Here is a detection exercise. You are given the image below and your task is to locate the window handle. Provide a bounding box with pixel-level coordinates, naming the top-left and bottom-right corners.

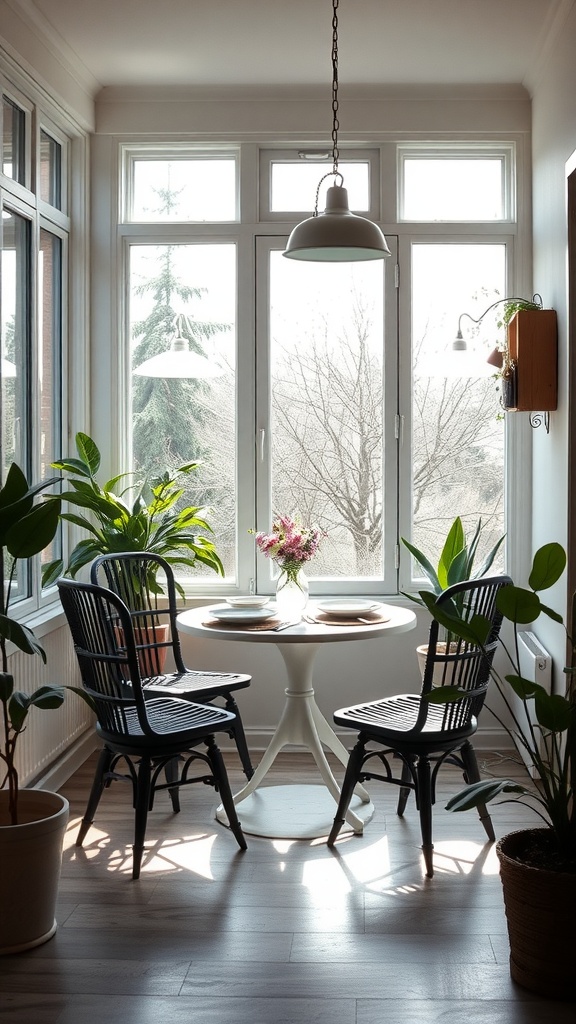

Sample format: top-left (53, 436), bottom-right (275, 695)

top-left (259, 428), bottom-right (266, 461)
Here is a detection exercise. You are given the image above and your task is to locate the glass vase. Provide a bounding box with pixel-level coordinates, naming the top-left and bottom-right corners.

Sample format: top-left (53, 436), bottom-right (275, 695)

top-left (275, 565), bottom-right (309, 621)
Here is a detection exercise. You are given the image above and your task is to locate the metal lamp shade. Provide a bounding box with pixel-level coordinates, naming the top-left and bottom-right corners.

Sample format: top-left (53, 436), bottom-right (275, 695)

top-left (283, 185), bottom-right (391, 263)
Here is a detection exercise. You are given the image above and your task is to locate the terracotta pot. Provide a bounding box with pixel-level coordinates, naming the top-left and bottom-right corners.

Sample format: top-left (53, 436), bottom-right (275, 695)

top-left (496, 828), bottom-right (576, 1000)
top-left (416, 641), bottom-right (459, 684)
top-left (0, 789), bottom-right (69, 954)
top-left (115, 622), bottom-right (170, 676)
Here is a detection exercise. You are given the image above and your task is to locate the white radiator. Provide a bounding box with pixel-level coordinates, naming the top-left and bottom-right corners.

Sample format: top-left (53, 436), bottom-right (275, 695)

top-left (7, 623), bottom-right (94, 787)
top-left (514, 630), bottom-right (552, 775)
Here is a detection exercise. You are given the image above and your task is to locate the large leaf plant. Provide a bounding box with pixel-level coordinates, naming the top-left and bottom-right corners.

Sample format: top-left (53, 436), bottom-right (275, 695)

top-left (421, 542), bottom-right (575, 868)
top-left (0, 464), bottom-right (89, 825)
top-left (42, 432), bottom-right (224, 600)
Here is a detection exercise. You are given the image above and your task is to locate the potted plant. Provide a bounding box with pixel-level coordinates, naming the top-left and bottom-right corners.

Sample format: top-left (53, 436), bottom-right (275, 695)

top-left (42, 432), bottom-right (224, 592)
top-left (401, 516), bottom-right (505, 677)
top-left (41, 433), bottom-right (224, 670)
top-left (0, 463), bottom-right (90, 954)
top-left (420, 542), bottom-right (575, 999)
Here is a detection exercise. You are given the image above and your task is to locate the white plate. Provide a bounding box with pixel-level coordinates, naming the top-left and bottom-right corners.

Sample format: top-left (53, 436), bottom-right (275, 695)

top-left (315, 599), bottom-right (380, 618)
top-left (225, 595), bottom-right (271, 609)
top-left (209, 605), bottom-right (277, 624)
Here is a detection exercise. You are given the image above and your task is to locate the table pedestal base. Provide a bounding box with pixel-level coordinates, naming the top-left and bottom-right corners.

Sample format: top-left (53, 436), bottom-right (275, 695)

top-left (216, 784), bottom-right (374, 840)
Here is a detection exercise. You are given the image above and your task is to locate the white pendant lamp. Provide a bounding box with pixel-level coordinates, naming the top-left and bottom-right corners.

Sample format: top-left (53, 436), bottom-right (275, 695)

top-left (133, 315), bottom-right (223, 379)
top-left (283, 0), bottom-right (390, 263)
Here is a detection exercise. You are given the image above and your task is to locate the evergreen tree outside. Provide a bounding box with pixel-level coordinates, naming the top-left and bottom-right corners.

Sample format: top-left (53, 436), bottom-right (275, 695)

top-left (130, 185), bottom-right (231, 480)
top-left (131, 243), bottom-right (231, 478)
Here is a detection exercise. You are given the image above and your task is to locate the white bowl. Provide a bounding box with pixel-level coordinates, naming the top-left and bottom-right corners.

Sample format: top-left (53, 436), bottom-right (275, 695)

top-left (315, 599), bottom-right (380, 618)
top-left (225, 595), bottom-right (271, 609)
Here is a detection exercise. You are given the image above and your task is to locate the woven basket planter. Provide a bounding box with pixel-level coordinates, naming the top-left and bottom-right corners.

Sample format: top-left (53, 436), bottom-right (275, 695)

top-left (496, 828), bottom-right (576, 1000)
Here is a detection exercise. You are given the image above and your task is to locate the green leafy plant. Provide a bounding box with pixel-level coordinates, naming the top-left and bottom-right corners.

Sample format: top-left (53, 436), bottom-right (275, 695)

top-left (42, 432), bottom-right (224, 600)
top-left (401, 516), bottom-right (505, 605)
top-left (0, 463), bottom-right (89, 825)
top-left (421, 542), bottom-right (575, 868)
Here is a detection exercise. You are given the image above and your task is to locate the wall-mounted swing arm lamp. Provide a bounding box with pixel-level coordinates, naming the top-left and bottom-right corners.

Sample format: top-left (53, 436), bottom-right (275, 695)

top-left (453, 293), bottom-right (543, 355)
top-left (283, 0), bottom-right (390, 263)
top-left (133, 314), bottom-right (224, 379)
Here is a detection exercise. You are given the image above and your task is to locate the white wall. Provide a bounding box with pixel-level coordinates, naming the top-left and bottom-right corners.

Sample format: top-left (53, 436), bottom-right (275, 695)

top-left (526, 2), bottom-right (576, 677)
top-left (0, 0), bottom-right (96, 131)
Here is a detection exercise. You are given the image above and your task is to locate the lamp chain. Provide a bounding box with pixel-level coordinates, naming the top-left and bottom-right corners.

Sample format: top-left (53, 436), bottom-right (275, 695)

top-left (331, 0), bottom-right (340, 177)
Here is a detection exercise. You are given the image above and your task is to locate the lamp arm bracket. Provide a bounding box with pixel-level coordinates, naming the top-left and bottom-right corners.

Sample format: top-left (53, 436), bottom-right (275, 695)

top-left (456, 293), bottom-right (543, 335)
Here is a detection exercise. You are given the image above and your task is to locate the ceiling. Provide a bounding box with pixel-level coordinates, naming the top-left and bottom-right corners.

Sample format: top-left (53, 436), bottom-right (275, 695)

top-left (19, 0), bottom-right (565, 93)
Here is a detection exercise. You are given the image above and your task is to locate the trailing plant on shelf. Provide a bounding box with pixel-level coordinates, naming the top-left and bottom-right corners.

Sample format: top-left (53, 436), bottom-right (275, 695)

top-left (42, 432), bottom-right (224, 601)
top-left (493, 296), bottom-right (542, 392)
top-left (0, 463), bottom-right (90, 825)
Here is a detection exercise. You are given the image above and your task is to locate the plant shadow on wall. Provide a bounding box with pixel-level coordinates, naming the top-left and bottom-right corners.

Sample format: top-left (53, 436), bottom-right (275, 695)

top-left (421, 542), bottom-right (575, 999)
top-left (42, 432), bottom-right (224, 597)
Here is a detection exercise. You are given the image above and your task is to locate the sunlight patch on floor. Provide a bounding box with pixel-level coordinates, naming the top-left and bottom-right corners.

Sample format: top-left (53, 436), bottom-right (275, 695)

top-left (139, 833), bottom-right (218, 877)
top-left (424, 839), bottom-right (499, 875)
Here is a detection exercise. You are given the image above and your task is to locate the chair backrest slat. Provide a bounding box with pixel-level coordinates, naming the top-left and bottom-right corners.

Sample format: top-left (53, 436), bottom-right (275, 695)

top-left (90, 553), bottom-right (187, 674)
top-left (58, 578), bottom-right (154, 737)
top-left (421, 574), bottom-right (512, 732)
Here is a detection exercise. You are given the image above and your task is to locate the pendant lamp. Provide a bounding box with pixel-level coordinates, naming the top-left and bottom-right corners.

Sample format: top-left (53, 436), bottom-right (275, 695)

top-left (133, 314), bottom-right (223, 379)
top-left (283, 0), bottom-right (390, 263)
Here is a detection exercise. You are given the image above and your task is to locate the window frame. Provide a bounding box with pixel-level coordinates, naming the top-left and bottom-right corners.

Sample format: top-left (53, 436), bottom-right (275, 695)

top-left (111, 138), bottom-right (528, 598)
top-left (254, 233), bottom-right (399, 597)
top-left (0, 68), bottom-right (72, 621)
top-left (121, 143), bottom-right (241, 224)
top-left (397, 142), bottom-right (516, 223)
top-left (259, 148), bottom-right (382, 221)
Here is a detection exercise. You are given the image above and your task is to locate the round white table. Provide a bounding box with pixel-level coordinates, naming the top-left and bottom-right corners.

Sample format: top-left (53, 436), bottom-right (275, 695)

top-left (176, 604), bottom-right (417, 840)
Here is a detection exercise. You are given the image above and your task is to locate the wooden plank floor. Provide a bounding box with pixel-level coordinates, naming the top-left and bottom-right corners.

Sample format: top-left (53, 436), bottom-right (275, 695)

top-left (1, 748), bottom-right (574, 1023)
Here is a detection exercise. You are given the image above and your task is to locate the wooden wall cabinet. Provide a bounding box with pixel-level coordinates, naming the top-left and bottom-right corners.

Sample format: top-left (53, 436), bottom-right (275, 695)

top-left (503, 309), bottom-right (558, 412)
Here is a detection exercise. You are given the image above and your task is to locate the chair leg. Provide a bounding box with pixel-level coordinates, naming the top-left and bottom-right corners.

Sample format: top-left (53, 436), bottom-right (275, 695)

top-left (327, 735), bottom-right (367, 846)
top-left (460, 740), bottom-right (495, 842)
top-left (416, 754), bottom-right (434, 878)
top-left (76, 745), bottom-right (115, 847)
top-left (165, 756), bottom-right (181, 813)
top-left (396, 757), bottom-right (414, 817)
top-left (224, 695), bottom-right (254, 780)
top-left (205, 735), bottom-right (247, 851)
top-left (133, 756), bottom-right (153, 880)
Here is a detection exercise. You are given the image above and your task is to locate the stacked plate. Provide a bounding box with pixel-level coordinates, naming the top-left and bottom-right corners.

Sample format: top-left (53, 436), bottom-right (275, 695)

top-left (210, 605), bottom-right (276, 625)
top-left (315, 599), bottom-right (381, 619)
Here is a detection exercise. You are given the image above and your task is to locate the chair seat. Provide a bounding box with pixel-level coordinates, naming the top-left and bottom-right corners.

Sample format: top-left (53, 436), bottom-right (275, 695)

top-left (334, 694), bottom-right (478, 748)
top-left (142, 669), bottom-right (251, 699)
top-left (97, 696), bottom-right (236, 748)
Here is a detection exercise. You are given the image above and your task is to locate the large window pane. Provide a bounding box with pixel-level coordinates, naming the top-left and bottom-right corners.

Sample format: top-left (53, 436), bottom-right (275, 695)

top-left (2, 96), bottom-right (25, 184)
top-left (268, 253), bottom-right (385, 580)
top-left (130, 158), bottom-right (237, 221)
top-left (411, 243), bottom-right (506, 573)
top-left (1, 208), bottom-right (31, 602)
top-left (129, 242), bottom-right (237, 577)
top-left (39, 130), bottom-right (62, 209)
top-left (270, 161), bottom-right (370, 212)
top-left (402, 158), bottom-right (505, 221)
top-left (39, 228), bottom-right (63, 574)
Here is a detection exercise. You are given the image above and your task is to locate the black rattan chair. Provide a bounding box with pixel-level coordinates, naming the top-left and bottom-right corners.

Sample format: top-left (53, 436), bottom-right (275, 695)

top-left (90, 552), bottom-right (254, 780)
top-left (327, 575), bottom-right (512, 876)
top-left (58, 578), bottom-right (247, 879)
